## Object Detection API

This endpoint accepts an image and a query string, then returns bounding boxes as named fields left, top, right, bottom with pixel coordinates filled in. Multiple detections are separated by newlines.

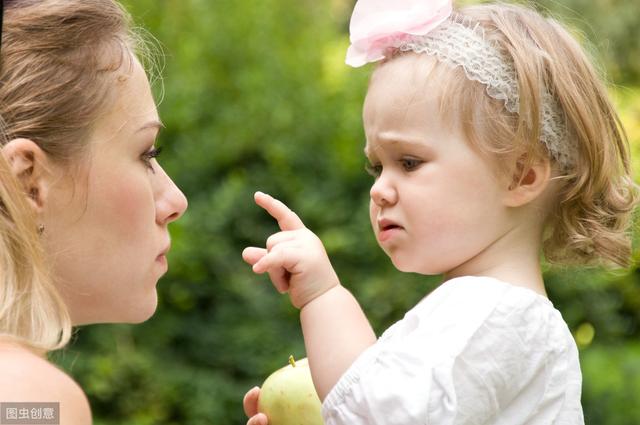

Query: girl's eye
left=365, top=162, right=382, bottom=178
left=400, top=157, right=423, bottom=171
left=142, top=146, right=163, bottom=172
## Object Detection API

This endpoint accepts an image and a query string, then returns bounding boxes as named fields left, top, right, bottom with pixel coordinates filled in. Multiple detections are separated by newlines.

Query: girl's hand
left=242, top=192, right=340, bottom=309
left=243, top=386, right=268, bottom=425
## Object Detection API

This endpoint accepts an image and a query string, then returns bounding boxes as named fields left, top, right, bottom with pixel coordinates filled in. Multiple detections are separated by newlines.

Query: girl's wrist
left=297, top=281, right=342, bottom=310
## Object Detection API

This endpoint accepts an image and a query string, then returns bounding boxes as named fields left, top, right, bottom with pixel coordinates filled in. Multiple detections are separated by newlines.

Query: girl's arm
left=243, top=192, right=376, bottom=400
left=301, top=285, right=376, bottom=400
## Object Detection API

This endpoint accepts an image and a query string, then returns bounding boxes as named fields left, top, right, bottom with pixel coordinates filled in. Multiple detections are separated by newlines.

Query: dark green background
left=51, top=0, right=640, bottom=423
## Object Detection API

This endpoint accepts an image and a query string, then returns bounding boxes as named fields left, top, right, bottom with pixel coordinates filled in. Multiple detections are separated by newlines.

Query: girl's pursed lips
left=377, top=217, right=403, bottom=231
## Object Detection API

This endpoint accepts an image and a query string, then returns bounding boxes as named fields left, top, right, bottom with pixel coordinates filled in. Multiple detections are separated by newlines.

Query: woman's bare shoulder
left=0, top=341, right=92, bottom=425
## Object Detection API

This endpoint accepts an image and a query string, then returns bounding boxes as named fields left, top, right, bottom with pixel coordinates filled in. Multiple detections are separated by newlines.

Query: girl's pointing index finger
left=254, top=191, right=305, bottom=231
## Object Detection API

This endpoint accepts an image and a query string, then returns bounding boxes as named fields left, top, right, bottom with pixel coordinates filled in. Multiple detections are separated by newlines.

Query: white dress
left=321, top=276, right=584, bottom=425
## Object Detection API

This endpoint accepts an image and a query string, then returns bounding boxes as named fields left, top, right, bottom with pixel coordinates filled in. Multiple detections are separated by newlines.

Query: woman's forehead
left=109, top=62, right=158, bottom=127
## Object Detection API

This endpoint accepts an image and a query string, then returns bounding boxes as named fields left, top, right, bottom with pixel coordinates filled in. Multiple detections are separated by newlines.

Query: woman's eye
left=365, top=162, right=382, bottom=178
left=142, top=146, right=163, bottom=172
left=400, top=157, right=423, bottom=171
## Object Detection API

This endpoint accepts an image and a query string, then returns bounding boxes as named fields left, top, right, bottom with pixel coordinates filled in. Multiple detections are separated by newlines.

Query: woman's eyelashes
left=365, top=157, right=424, bottom=177
left=141, top=146, right=163, bottom=172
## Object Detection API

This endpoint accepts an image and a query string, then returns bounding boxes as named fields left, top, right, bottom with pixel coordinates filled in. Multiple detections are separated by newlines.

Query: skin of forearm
left=300, top=284, right=377, bottom=401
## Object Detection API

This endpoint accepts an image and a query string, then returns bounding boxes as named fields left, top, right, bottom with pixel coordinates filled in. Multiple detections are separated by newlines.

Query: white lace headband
left=346, top=1, right=575, bottom=170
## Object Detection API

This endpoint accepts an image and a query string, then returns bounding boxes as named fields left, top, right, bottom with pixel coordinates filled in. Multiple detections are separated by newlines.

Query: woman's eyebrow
left=136, top=119, right=165, bottom=133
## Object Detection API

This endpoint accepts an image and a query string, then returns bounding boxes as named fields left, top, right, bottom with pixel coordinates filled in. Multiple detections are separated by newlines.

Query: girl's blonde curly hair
left=406, top=2, right=637, bottom=268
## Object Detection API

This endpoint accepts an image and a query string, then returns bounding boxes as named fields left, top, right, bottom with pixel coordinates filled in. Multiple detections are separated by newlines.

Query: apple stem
left=289, top=355, right=296, bottom=367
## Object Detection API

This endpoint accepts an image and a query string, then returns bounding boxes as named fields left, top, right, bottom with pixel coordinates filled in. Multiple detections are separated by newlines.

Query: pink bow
left=346, top=0, right=453, bottom=67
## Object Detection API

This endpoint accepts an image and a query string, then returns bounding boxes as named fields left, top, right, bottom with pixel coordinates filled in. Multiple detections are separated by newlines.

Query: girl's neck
left=443, top=222, right=547, bottom=297
left=445, top=264, right=547, bottom=297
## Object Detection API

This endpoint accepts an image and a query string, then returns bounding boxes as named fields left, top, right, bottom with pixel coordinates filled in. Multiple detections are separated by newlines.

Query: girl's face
left=42, top=58, right=188, bottom=325
left=364, top=54, right=512, bottom=277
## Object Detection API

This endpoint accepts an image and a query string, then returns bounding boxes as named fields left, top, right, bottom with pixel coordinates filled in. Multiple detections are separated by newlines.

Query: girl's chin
left=390, top=256, right=447, bottom=275
left=389, top=256, right=418, bottom=273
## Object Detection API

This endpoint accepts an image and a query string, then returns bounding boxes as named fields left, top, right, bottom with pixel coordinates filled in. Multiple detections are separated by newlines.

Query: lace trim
left=396, top=15, right=574, bottom=170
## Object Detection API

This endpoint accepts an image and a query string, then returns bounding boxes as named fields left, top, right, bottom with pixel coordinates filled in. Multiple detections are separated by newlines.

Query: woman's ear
left=503, top=154, right=552, bottom=208
left=1, top=138, right=52, bottom=212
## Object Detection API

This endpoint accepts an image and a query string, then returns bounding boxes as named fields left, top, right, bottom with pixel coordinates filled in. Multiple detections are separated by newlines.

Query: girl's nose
left=370, top=173, right=397, bottom=207
left=156, top=167, right=188, bottom=225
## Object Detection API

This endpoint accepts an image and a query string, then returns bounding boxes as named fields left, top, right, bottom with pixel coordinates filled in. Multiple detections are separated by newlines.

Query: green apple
left=258, top=355, right=324, bottom=425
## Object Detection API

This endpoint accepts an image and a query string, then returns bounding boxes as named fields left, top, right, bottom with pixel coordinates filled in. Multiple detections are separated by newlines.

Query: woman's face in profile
left=42, top=57, right=188, bottom=326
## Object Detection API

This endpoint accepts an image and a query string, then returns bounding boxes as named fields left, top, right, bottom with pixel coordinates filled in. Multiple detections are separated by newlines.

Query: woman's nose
left=156, top=168, right=188, bottom=225
left=370, top=172, right=397, bottom=207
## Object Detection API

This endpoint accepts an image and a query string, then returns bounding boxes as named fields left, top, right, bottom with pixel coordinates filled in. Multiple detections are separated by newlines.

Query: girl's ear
left=503, top=154, right=552, bottom=208
left=1, top=138, right=52, bottom=212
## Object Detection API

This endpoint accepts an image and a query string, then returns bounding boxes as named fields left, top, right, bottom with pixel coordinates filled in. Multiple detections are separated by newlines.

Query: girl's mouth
left=377, top=218, right=404, bottom=242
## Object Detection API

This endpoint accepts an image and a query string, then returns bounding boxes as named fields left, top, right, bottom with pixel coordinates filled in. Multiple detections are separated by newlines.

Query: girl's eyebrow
left=377, top=131, right=430, bottom=147
left=365, top=133, right=435, bottom=158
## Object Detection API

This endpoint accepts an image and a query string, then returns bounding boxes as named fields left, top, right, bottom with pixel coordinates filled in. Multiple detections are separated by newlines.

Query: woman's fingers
left=254, top=192, right=305, bottom=231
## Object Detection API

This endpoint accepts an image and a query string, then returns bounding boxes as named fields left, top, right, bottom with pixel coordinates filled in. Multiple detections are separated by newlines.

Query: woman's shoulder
left=0, top=341, right=92, bottom=425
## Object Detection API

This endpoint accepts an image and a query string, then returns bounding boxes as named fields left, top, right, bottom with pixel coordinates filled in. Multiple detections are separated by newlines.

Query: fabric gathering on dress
left=321, top=276, right=584, bottom=425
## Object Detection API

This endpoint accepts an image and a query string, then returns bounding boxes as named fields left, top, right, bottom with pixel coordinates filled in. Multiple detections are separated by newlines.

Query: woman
left=0, top=1, right=188, bottom=422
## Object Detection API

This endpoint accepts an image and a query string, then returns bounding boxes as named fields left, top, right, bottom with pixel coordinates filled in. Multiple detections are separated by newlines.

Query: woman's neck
left=0, top=336, right=48, bottom=359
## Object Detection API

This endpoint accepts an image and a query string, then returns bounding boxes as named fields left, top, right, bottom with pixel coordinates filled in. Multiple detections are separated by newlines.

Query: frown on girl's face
left=363, top=54, right=512, bottom=277
left=42, top=58, right=188, bottom=325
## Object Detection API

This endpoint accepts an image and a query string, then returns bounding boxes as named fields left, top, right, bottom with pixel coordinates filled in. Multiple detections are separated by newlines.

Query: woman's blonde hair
left=387, top=2, right=637, bottom=268
left=0, top=0, right=156, bottom=353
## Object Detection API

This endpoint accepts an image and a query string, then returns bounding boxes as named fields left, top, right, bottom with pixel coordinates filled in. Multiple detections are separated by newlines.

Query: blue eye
left=400, top=157, right=423, bottom=171
left=365, top=162, right=382, bottom=178
left=142, top=146, right=163, bottom=172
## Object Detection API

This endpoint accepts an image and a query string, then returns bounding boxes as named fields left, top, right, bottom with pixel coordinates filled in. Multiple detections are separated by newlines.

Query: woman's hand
left=243, top=192, right=340, bottom=309
left=243, top=386, right=268, bottom=425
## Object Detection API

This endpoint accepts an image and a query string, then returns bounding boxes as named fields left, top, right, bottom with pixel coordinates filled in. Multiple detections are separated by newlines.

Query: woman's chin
left=69, top=288, right=159, bottom=326
left=127, top=294, right=159, bottom=324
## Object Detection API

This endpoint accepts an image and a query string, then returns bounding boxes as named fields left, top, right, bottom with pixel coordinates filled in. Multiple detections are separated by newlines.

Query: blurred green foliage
left=49, top=0, right=640, bottom=424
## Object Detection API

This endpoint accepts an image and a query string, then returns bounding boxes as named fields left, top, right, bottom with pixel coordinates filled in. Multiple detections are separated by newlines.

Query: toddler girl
left=243, top=0, right=636, bottom=423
